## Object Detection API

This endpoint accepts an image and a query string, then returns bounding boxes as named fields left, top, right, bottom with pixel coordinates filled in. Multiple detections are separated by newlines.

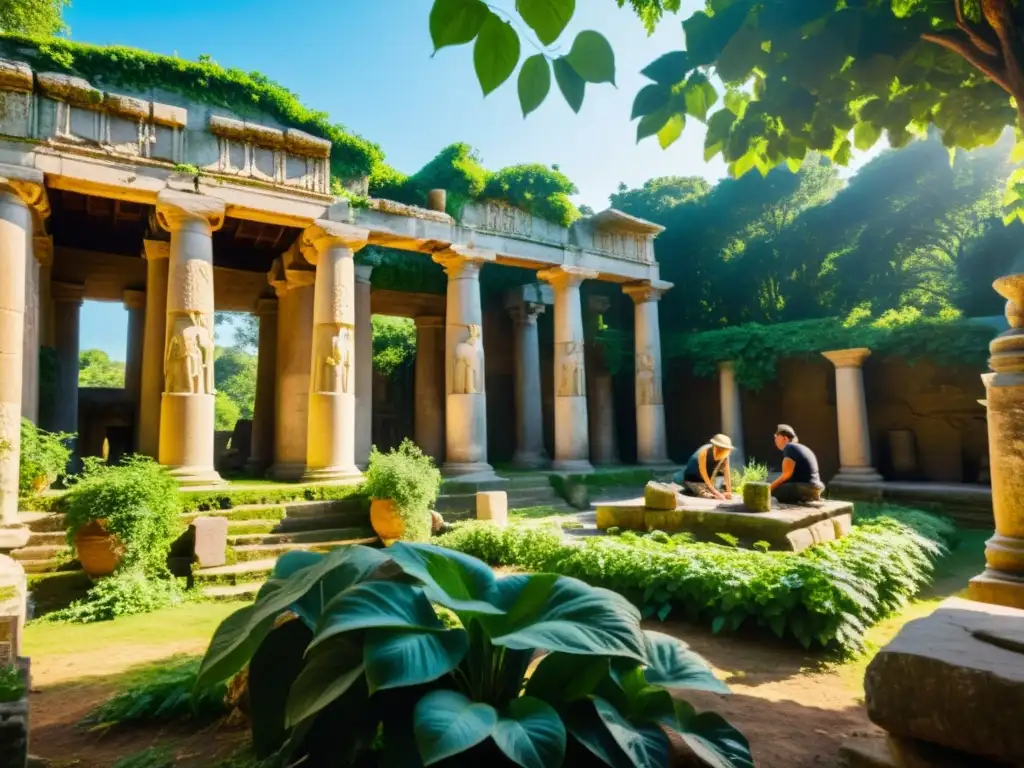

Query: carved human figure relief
left=636, top=350, right=661, bottom=405
left=165, top=312, right=214, bottom=394
left=558, top=341, right=586, bottom=398
left=452, top=324, right=483, bottom=395
left=314, top=325, right=353, bottom=394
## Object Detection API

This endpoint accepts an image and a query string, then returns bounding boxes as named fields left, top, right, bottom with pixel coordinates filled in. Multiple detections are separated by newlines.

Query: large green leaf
left=636, top=107, right=673, bottom=143
left=672, top=706, right=755, bottom=768
left=658, top=114, right=685, bottom=149
left=518, top=54, right=551, bottom=117
left=524, top=652, right=609, bottom=704
left=364, top=628, right=468, bottom=694
left=683, top=2, right=754, bottom=67
left=605, top=661, right=675, bottom=724
left=414, top=690, right=497, bottom=765
left=566, top=30, right=615, bottom=85
left=562, top=700, right=633, bottom=768
left=313, top=582, right=445, bottom=649
left=640, top=51, right=691, bottom=86
left=389, top=543, right=502, bottom=616
left=492, top=696, right=566, bottom=768
left=248, top=619, right=312, bottom=758
left=553, top=57, right=585, bottom=113
left=430, top=0, right=489, bottom=51
left=300, top=676, right=376, bottom=767
left=631, top=84, right=671, bottom=120
left=484, top=574, right=646, bottom=661
left=516, top=0, right=574, bottom=45
left=593, top=697, right=671, bottom=768
left=285, top=634, right=365, bottom=726
left=683, top=73, right=718, bottom=122
left=641, top=631, right=729, bottom=694
left=474, top=11, right=521, bottom=96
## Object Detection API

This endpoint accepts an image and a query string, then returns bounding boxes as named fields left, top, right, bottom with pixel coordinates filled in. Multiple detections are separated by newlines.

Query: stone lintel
left=151, top=102, right=187, bottom=128
left=37, top=71, right=102, bottom=107
left=285, top=128, right=331, bottom=159
left=254, top=297, right=278, bottom=316
left=0, top=59, right=33, bottom=93
left=208, top=115, right=285, bottom=149
left=103, top=92, right=149, bottom=121
left=142, top=239, right=170, bottom=261
left=623, top=279, right=672, bottom=304
left=415, top=315, right=445, bottom=329
left=363, top=197, right=454, bottom=225
left=155, top=190, right=226, bottom=233
left=537, top=265, right=598, bottom=289
left=503, top=282, right=552, bottom=311
left=51, top=281, right=85, bottom=304
left=123, top=289, right=146, bottom=310
left=301, top=220, right=369, bottom=261
left=822, top=347, right=872, bottom=369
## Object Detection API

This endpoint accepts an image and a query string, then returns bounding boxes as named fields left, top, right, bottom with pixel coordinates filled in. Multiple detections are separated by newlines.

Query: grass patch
left=509, top=506, right=575, bottom=521
left=179, top=483, right=367, bottom=513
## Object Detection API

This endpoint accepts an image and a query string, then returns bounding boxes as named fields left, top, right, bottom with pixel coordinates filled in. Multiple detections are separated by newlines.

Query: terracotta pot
left=74, top=520, right=124, bottom=579
left=370, top=499, right=404, bottom=546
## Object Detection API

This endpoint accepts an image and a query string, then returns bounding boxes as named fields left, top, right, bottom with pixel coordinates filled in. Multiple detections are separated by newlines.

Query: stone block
left=476, top=492, right=507, bottom=527
left=832, top=512, right=853, bottom=538
left=190, top=517, right=229, bottom=568
left=595, top=503, right=645, bottom=531
left=865, top=597, right=1024, bottom=764
left=742, top=482, right=771, bottom=512
left=644, top=482, right=677, bottom=510
left=839, top=736, right=998, bottom=768
left=644, top=509, right=685, bottom=532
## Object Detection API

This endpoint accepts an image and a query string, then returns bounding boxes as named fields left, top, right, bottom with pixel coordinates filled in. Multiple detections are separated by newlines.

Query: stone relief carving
left=485, top=202, right=533, bottom=237
left=180, top=261, right=213, bottom=310
left=165, top=312, right=214, bottom=395
left=595, top=230, right=651, bottom=264
left=314, top=325, right=353, bottom=394
left=558, top=341, right=586, bottom=398
left=636, top=350, right=662, bottom=406
left=452, top=324, right=483, bottom=395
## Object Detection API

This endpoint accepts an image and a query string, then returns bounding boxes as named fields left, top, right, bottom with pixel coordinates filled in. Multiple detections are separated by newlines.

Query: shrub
left=39, top=566, right=187, bottom=624
left=730, top=460, right=768, bottom=496
left=0, top=665, right=24, bottom=703
left=18, top=418, right=72, bottom=496
left=363, top=439, right=442, bottom=542
left=194, top=544, right=753, bottom=767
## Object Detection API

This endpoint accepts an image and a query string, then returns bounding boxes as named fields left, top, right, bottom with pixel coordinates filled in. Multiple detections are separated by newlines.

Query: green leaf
left=474, top=11, right=522, bottom=96
left=493, top=696, right=566, bottom=768
left=285, top=634, right=365, bottom=727
left=723, top=89, right=748, bottom=118
left=524, top=652, right=609, bottom=704
left=593, top=697, right=671, bottom=768
left=657, top=113, right=685, bottom=149
left=414, top=690, right=497, bottom=765
left=553, top=57, right=586, bottom=113
left=518, top=54, right=552, bottom=117
left=636, top=107, right=673, bottom=143
left=640, top=51, right=691, bottom=85
left=683, top=73, right=718, bottom=122
left=313, top=582, right=445, bottom=649
left=516, top=0, right=575, bottom=46
left=430, top=0, right=489, bottom=51
left=563, top=700, right=633, bottom=768
left=683, top=2, right=754, bottom=67
left=641, top=631, right=730, bottom=694
left=364, top=627, right=468, bottom=694
left=388, top=542, right=502, bottom=616
left=248, top=619, right=312, bottom=758
left=672, top=707, right=755, bottom=768
left=853, top=121, right=881, bottom=151
left=1012, top=139, right=1024, bottom=164
left=631, top=84, right=671, bottom=120
left=566, top=30, right=615, bottom=85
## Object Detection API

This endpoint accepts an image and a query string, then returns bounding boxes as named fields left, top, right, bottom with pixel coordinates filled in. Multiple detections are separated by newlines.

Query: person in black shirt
left=769, top=424, right=825, bottom=504
left=671, top=433, right=735, bottom=500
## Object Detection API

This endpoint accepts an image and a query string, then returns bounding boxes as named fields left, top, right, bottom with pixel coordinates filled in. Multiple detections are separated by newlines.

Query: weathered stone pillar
left=301, top=221, right=368, bottom=484
left=414, top=315, right=446, bottom=464
left=822, top=348, right=882, bottom=483
left=268, top=256, right=315, bottom=481
left=718, top=360, right=746, bottom=469
left=0, top=171, right=47, bottom=531
left=585, top=295, right=618, bottom=466
left=137, top=240, right=169, bottom=458
left=970, top=276, right=1024, bottom=608
left=624, top=281, right=671, bottom=466
left=505, top=288, right=548, bottom=469
left=51, top=281, right=84, bottom=469
left=354, top=265, right=373, bottom=469
left=36, top=236, right=53, bottom=349
left=540, top=266, right=597, bottom=472
left=123, top=289, right=146, bottom=406
left=246, top=297, right=277, bottom=476
left=155, top=191, right=225, bottom=486
left=21, top=236, right=39, bottom=424
left=433, top=248, right=497, bottom=479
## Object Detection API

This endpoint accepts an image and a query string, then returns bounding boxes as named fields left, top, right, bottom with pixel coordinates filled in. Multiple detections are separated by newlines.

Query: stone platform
left=594, top=496, right=853, bottom=552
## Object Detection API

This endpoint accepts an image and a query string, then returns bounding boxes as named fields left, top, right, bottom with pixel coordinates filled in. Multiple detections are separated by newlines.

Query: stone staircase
left=435, top=474, right=574, bottom=516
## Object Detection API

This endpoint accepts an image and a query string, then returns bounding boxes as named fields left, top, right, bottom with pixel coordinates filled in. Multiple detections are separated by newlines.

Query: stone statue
left=165, top=312, right=213, bottom=394
left=316, top=326, right=352, bottom=394
left=559, top=341, right=585, bottom=398
left=636, top=350, right=660, bottom=405
left=453, top=324, right=483, bottom=394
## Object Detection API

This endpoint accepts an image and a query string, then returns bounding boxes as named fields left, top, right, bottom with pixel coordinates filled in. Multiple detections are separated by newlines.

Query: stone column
left=21, top=235, right=39, bottom=423
left=624, top=281, right=671, bottom=466
left=137, top=240, right=169, bottom=458
left=585, top=295, right=618, bottom=466
left=970, top=275, right=1024, bottom=608
left=123, top=289, right=146, bottom=406
left=301, top=221, right=368, bottom=484
left=246, top=297, right=277, bottom=476
left=155, top=191, right=225, bottom=486
left=540, top=266, right=597, bottom=472
left=507, top=301, right=547, bottom=468
left=0, top=172, right=47, bottom=531
left=354, top=265, right=373, bottom=469
left=822, top=348, right=882, bottom=483
left=51, top=281, right=84, bottom=471
left=36, top=236, right=53, bottom=349
left=718, top=360, right=746, bottom=469
left=414, top=315, right=446, bottom=464
left=433, top=248, right=498, bottom=479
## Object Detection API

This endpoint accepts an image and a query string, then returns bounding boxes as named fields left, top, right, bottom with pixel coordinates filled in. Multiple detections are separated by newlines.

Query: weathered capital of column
left=301, top=220, right=369, bottom=263
left=51, top=281, right=84, bottom=305
left=0, top=164, right=49, bottom=221
left=268, top=255, right=315, bottom=297
left=623, top=280, right=672, bottom=304
left=507, top=302, right=545, bottom=325
left=254, top=297, right=278, bottom=316
left=155, top=190, right=225, bottom=234
left=822, top=347, right=871, bottom=369
left=538, top=265, right=598, bottom=289
left=123, top=289, right=145, bottom=311
left=33, top=235, right=52, bottom=267
left=355, top=264, right=374, bottom=284
left=142, top=239, right=170, bottom=261
left=432, top=246, right=496, bottom=277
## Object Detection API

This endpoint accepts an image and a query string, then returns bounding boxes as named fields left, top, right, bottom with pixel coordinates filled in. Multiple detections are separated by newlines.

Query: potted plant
left=63, top=456, right=181, bottom=579
left=363, top=439, right=442, bottom=545
left=18, top=418, right=72, bottom=496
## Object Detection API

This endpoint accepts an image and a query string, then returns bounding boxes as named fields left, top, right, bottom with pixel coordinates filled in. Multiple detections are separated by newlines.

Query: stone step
left=202, top=582, right=264, bottom=602
left=181, top=505, right=287, bottom=524
left=26, top=531, right=66, bottom=547
left=226, top=519, right=279, bottom=536
left=11, top=544, right=70, bottom=562
left=19, top=512, right=65, bottom=533
left=194, top=558, right=276, bottom=586
left=19, top=558, right=72, bottom=574
left=276, top=512, right=369, bottom=533
left=230, top=537, right=377, bottom=562
left=228, top=526, right=373, bottom=546
left=279, top=499, right=368, bottom=519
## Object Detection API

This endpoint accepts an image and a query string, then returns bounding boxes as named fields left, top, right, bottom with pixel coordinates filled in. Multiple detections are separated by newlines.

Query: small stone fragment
left=644, top=481, right=678, bottom=511
left=743, top=482, right=772, bottom=513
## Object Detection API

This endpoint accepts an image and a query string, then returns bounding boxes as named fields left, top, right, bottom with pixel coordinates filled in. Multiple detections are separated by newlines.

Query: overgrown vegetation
left=729, top=461, right=768, bottom=496
left=18, top=417, right=71, bottom=497
left=0, top=664, right=24, bottom=703
left=363, top=439, right=442, bottom=542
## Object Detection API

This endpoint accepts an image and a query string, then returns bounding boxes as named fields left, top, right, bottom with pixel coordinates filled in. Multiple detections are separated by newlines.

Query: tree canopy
left=0, top=0, right=67, bottom=37
left=78, top=349, right=125, bottom=388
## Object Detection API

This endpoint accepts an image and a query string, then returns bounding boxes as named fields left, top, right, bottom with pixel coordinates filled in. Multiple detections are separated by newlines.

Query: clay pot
left=370, top=499, right=404, bottom=546
left=74, top=520, right=124, bottom=579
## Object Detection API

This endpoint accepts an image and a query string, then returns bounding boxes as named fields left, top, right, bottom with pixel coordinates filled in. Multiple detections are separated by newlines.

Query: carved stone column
left=36, top=235, right=53, bottom=349
left=540, top=266, right=597, bottom=472
left=624, top=281, right=671, bottom=466
left=414, top=315, right=446, bottom=464
left=433, top=248, right=497, bottom=479
left=718, top=360, right=746, bottom=469
left=123, top=289, right=146, bottom=406
left=586, top=295, right=618, bottom=466
left=354, top=265, right=373, bottom=469
left=0, top=171, right=48, bottom=530
left=246, top=297, right=277, bottom=476
left=138, top=240, right=169, bottom=458
left=970, top=275, right=1024, bottom=608
left=52, top=281, right=84, bottom=472
left=301, top=221, right=368, bottom=484
left=21, top=235, right=39, bottom=423
left=155, top=191, right=225, bottom=486
left=507, top=297, right=548, bottom=469
left=822, top=348, right=882, bottom=484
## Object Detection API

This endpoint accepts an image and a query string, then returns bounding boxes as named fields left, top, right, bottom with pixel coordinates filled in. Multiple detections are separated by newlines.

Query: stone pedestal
left=585, top=295, right=618, bottom=466
left=138, top=240, right=169, bottom=458
left=123, top=289, right=145, bottom=407
left=354, top=265, right=373, bottom=469
left=434, top=248, right=497, bottom=480
left=505, top=284, right=550, bottom=469
left=155, top=191, right=224, bottom=486
left=301, top=222, right=367, bottom=484
left=540, top=267, right=596, bottom=472
left=414, top=315, right=445, bottom=464
left=624, top=281, right=671, bottom=466
left=718, top=360, right=746, bottom=469
left=246, top=297, right=277, bottom=476
left=822, top=347, right=882, bottom=484
left=51, top=281, right=84, bottom=470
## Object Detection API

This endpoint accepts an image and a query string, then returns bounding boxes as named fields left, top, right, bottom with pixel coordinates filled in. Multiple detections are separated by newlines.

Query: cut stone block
left=191, top=517, right=229, bottom=568
left=865, top=597, right=1024, bottom=764
left=839, top=736, right=1001, bottom=768
left=595, top=505, right=645, bottom=532
left=742, top=482, right=771, bottom=512
left=476, top=492, right=508, bottom=527
left=644, top=482, right=677, bottom=511
left=644, top=509, right=684, bottom=532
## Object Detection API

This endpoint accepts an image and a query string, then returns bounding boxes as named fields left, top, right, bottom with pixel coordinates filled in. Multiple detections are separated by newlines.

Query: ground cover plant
left=436, top=504, right=955, bottom=653
left=194, top=544, right=754, bottom=767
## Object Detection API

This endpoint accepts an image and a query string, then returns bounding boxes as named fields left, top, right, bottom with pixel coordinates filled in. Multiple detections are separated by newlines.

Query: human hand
left=723, top=492, right=732, bottom=500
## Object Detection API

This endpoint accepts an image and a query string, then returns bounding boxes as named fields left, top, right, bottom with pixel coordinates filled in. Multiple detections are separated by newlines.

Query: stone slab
left=476, top=492, right=508, bottom=527
left=839, top=736, right=1007, bottom=768
left=190, top=517, right=229, bottom=568
left=865, top=597, right=1024, bottom=764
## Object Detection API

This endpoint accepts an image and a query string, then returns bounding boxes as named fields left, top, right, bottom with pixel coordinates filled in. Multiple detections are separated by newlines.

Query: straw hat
left=709, top=433, right=734, bottom=451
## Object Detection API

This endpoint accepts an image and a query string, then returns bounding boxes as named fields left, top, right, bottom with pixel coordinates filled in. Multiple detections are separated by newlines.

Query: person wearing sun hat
left=672, top=433, right=735, bottom=500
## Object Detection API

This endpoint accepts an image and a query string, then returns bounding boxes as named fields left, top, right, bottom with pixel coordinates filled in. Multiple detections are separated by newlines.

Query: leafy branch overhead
left=430, top=0, right=616, bottom=115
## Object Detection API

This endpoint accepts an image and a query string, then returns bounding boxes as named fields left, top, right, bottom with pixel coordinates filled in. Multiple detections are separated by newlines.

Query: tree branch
left=921, top=30, right=1013, bottom=93
left=956, top=0, right=1000, bottom=56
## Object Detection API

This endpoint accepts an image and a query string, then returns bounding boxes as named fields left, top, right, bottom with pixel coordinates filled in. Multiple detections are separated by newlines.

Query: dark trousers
left=772, top=483, right=823, bottom=504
